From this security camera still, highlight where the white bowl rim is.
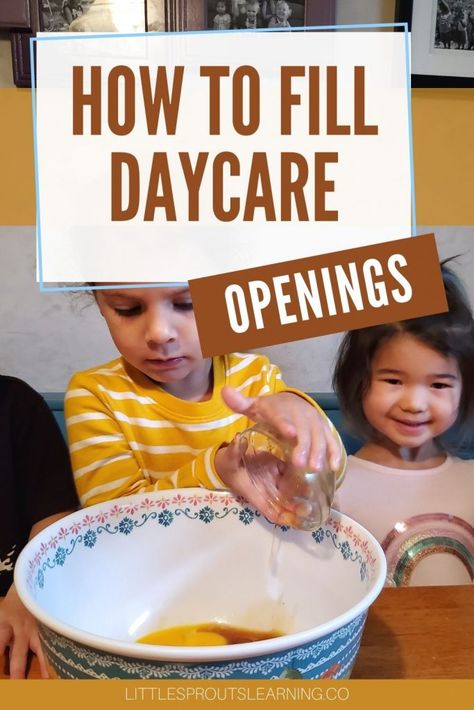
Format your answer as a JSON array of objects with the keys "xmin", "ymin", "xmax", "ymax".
[{"xmin": 15, "ymin": 489, "xmax": 387, "ymax": 663}]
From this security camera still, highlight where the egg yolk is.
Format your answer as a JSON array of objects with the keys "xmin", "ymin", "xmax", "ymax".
[{"xmin": 136, "ymin": 623, "xmax": 283, "ymax": 646}]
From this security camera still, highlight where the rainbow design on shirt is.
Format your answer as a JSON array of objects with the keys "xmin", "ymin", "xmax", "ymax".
[{"xmin": 381, "ymin": 513, "xmax": 474, "ymax": 587}]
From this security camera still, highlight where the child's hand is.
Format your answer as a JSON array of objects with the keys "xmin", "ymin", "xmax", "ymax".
[
  {"xmin": 0, "ymin": 583, "xmax": 49, "ymax": 679},
  {"xmin": 215, "ymin": 435, "xmax": 295, "ymax": 525},
  {"xmin": 215, "ymin": 387, "xmax": 343, "ymax": 523},
  {"xmin": 221, "ymin": 386, "xmax": 342, "ymax": 472}
]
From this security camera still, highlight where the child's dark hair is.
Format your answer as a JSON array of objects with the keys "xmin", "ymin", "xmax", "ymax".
[{"xmin": 332, "ymin": 261, "xmax": 474, "ymax": 447}]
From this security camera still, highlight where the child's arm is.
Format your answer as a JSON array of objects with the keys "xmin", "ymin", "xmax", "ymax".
[
  {"xmin": 66, "ymin": 377, "xmax": 231, "ymax": 507},
  {"xmin": 0, "ymin": 512, "xmax": 73, "ymax": 679},
  {"xmin": 66, "ymin": 357, "xmax": 345, "ymax": 513}
]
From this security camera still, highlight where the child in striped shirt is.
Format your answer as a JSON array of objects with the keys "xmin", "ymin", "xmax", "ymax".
[{"xmin": 66, "ymin": 285, "xmax": 345, "ymax": 518}]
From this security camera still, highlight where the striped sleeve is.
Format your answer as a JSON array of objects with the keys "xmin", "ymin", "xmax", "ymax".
[{"xmin": 65, "ymin": 375, "xmax": 227, "ymax": 507}]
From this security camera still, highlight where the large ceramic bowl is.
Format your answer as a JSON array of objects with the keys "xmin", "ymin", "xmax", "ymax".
[{"xmin": 15, "ymin": 489, "xmax": 386, "ymax": 679}]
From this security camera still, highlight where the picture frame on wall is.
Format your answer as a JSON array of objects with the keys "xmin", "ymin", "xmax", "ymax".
[
  {"xmin": 5, "ymin": 0, "xmax": 164, "ymax": 87},
  {"xmin": 205, "ymin": 1, "xmax": 304, "ymax": 31},
  {"xmin": 4, "ymin": 0, "xmax": 335, "ymax": 87},
  {"xmin": 185, "ymin": 0, "xmax": 334, "ymax": 31},
  {"xmin": 395, "ymin": 0, "xmax": 474, "ymax": 87},
  {"xmin": 160, "ymin": 0, "xmax": 334, "ymax": 32}
]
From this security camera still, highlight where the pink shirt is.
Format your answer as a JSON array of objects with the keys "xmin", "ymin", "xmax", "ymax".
[{"xmin": 335, "ymin": 455, "xmax": 474, "ymax": 587}]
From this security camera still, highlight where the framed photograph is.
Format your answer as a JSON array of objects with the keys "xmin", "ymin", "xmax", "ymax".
[
  {"xmin": 396, "ymin": 0, "xmax": 474, "ymax": 87},
  {"xmin": 6, "ymin": 0, "xmax": 164, "ymax": 87},
  {"xmin": 39, "ymin": 0, "xmax": 164, "ymax": 31},
  {"xmin": 6, "ymin": 0, "xmax": 334, "ymax": 87},
  {"xmin": 173, "ymin": 0, "xmax": 335, "ymax": 32},
  {"xmin": 202, "ymin": 1, "xmax": 332, "ymax": 31}
]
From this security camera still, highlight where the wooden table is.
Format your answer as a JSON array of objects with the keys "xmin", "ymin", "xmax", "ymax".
[
  {"xmin": 351, "ymin": 584, "xmax": 473, "ymax": 678},
  {"xmin": 1, "ymin": 585, "xmax": 473, "ymax": 679}
]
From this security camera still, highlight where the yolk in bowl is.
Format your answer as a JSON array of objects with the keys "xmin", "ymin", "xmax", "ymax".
[{"xmin": 136, "ymin": 623, "xmax": 283, "ymax": 646}]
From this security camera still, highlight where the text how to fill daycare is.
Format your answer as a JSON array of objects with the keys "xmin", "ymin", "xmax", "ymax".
[{"xmin": 71, "ymin": 64, "xmax": 378, "ymax": 224}]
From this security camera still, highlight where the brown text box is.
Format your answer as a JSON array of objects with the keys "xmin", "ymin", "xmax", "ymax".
[{"xmin": 189, "ymin": 234, "xmax": 447, "ymax": 357}]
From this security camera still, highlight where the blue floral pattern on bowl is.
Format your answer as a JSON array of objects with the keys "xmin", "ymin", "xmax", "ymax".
[{"xmin": 27, "ymin": 493, "xmax": 377, "ymax": 593}]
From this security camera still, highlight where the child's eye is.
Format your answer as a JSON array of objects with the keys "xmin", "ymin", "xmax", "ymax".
[
  {"xmin": 174, "ymin": 302, "xmax": 193, "ymax": 311},
  {"xmin": 383, "ymin": 378, "xmax": 401, "ymax": 386},
  {"xmin": 431, "ymin": 382, "xmax": 452, "ymax": 390},
  {"xmin": 114, "ymin": 306, "xmax": 141, "ymax": 317}
]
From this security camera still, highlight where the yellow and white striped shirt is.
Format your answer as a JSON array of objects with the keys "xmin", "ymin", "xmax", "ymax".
[{"xmin": 65, "ymin": 353, "xmax": 346, "ymax": 507}]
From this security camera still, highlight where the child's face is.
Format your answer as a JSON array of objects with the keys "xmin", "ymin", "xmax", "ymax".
[
  {"xmin": 216, "ymin": 1, "xmax": 226, "ymax": 14},
  {"xmin": 95, "ymin": 286, "xmax": 211, "ymax": 399},
  {"xmin": 276, "ymin": 3, "xmax": 290, "ymax": 20},
  {"xmin": 246, "ymin": 3, "xmax": 259, "ymax": 19},
  {"xmin": 362, "ymin": 333, "xmax": 461, "ymax": 453}
]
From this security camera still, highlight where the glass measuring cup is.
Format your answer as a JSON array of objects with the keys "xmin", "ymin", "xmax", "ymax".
[{"xmin": 239, "ymin": 423, "xmax": 335, "ymax": 531}]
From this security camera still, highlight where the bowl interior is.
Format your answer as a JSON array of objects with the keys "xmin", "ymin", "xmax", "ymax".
[{"xmin": 16, "ymin": 490, "xmax": 384, "ymax": 651}]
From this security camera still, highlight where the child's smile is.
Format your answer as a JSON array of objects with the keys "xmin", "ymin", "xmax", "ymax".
[{"xmin": 389, "ymin": 417, "xmax": 432, "ymax": 437}]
